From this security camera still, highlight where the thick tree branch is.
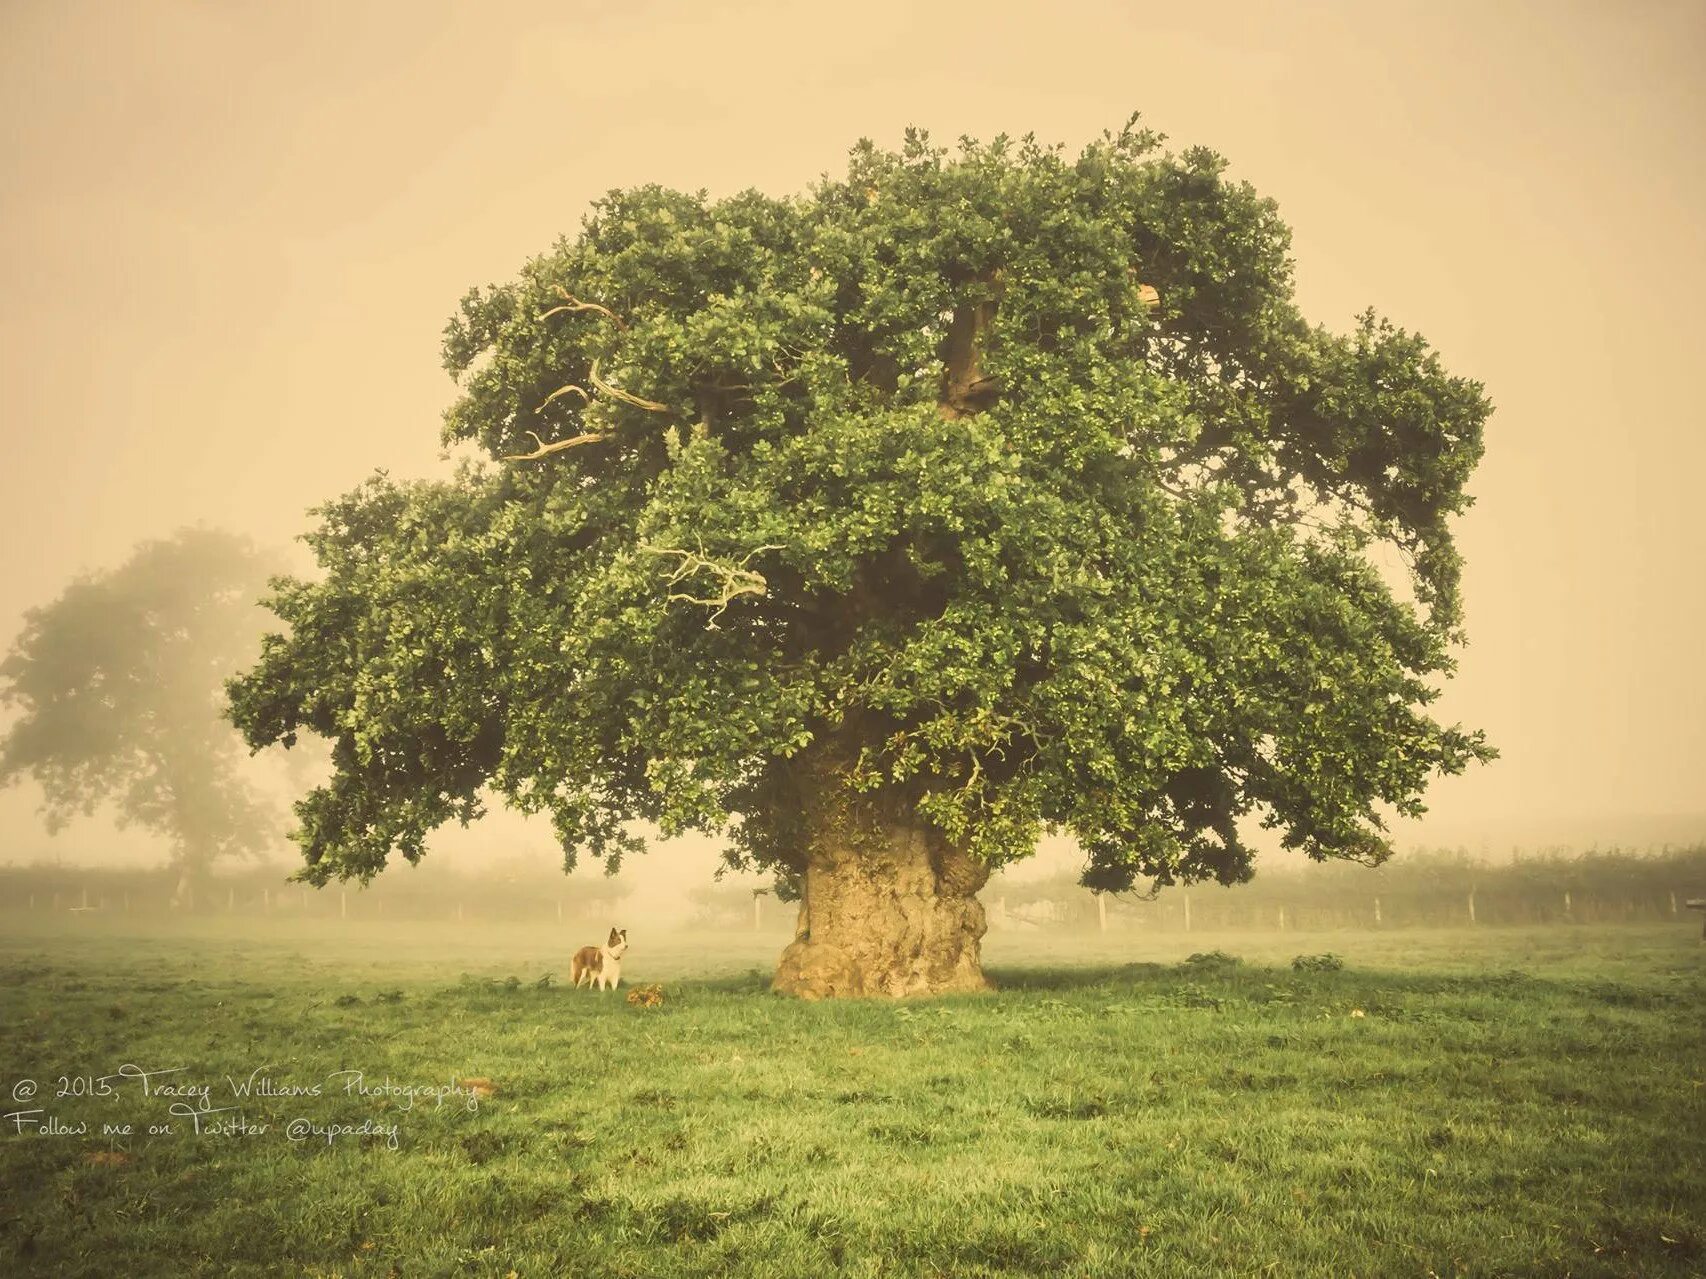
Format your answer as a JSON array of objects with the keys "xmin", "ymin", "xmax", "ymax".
[{"xmin": 938, "ymin": 267, "xmax": 1006, "ymax": 420}]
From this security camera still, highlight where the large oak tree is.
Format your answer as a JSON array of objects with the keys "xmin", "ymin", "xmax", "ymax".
[{"xmin": 228, "ymin": 122, "xmax": 1494, "ymax": 996}]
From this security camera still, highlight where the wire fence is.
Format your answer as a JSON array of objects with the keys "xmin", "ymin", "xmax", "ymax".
[
  {"xmin": 3, "ymin": 844, "xmax": 1702, "ymax": 933},
  {"xmin": 0, "ymin": 860, "xmax": 631, "ymax": 925}
]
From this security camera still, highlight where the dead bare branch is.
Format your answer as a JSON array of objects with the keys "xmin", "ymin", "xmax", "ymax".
[
  {"xmin": 638, "ymin": 543, "xmax": 784, "ymax": 629},
  {"xmin": 539, "ymin": 286, "xmax": 629, "ymax": 330},
  {"xmin": 502, "ymin": 430, "xmax": 611, "ymax": 461},
  {"xmin": 590, "ymin": 359, "xmax": 669, "ymax": 413},
  {"xmin": 538, "ymin": 384, "xmax": 591, "ymax": 412}
]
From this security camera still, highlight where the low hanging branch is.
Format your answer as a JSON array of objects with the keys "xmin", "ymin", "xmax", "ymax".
[
  {"xmin": 502, "ymin": 429, "xmax": 611, "ymax": 461},
  {"xmin": 639, "ymin": 543, "xmax": 784, "ymax": 629}
]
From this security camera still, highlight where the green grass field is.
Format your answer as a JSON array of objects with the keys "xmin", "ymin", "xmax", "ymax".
[{"xmin": 1, "ymin": 915, "xmax": 1702, "ymax": 1277}]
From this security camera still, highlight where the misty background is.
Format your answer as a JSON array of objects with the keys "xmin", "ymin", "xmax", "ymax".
[{"xmin": 2, "ymin": 0, "xmax": 1702, "ymax": 925}]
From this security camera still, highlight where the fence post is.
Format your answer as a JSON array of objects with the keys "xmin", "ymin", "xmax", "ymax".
[
  {"xmin": 1564, "ymin": 890, "xmax": 1572, "ymax": 921},
  {"xmin": 1374, "ymin": 896, "xmax": 1382, "ymax": 926},
  {"xmin": 1183, "ymin": 893, "xmax": 1191, "ymax": 933},
  {"xmin": 1467, "ymin": 888, "xmax": 1477, "ymax": 925},
  {"xmin": 340, "ymin": 890, "xmax": 347, "ymax": 920},
  {"xmin": 1278, "ymin": 905, "xmax": 1287, "ymax": 931}
]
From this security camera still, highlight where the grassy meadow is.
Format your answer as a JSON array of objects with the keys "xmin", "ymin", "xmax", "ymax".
[{"xmin": 0, "ymin": 913, "xmax": 1702, "ymax": 1277}]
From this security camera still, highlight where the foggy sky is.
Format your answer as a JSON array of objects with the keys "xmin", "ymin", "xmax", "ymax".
[{"xmin": 2, "ymin": 0, "xmax": 1703, "ymax": 885}]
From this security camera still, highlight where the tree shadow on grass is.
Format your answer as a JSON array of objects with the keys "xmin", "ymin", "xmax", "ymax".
[
  {"xmin": 985, "ymin": 961, "xmax": 1176, "ymax": 992},
  {"xmin": 668, "ymin": 968, "xmax": 776, "ymax": 996},
  {"xmin": 587, "ymin": 954, "xmax": 1694, "ymax": 1010},
  {"xmin": 989, "ymin": 949, "xmax": 1255, "ymax": 992},
  {"xmin": 984, "ymin": 956, "xmax": 1692, "ymax": 1011}
]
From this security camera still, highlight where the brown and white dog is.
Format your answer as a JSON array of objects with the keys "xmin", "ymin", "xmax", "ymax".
[{"xmin": 571, "ymin": 927, "xmax": 628, "ymax": 991}]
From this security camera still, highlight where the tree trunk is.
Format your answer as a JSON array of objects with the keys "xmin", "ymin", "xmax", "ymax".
[{"xmin": 771, "ymin": 805, "xmax": 993, "ymax": 1000}]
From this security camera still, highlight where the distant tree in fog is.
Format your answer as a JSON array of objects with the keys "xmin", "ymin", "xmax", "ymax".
[{"xmin": 0, "ymin": 528, "xmax": 284, "ymax": 908}]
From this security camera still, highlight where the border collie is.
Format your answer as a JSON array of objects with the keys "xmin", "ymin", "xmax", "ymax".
[{"xmin": 571, "ymin": 927, "xmax": 629, "ymax": 991}]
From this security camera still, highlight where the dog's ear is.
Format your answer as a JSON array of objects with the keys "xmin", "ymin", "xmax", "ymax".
[{"xmin": 608, "ymin": 927, "xmax": 620, "ymax": 946}]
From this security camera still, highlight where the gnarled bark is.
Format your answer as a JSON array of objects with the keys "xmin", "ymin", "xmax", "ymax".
[
  {"xmin": 771, "ymin": 823, "xmax": 992, "ymax": 998},
  {"xmin": 769, "ymin": 750, "xmax": 993, "ymax": 998}
]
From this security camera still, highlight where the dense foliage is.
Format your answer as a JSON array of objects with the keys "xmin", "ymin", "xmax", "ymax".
[
  {"xmin": 1, "ymin": 528, "xmax": 282, "ymax": 875},
  {"xmin": 230, "ymin": 120, "xmax": 1494, "ymax": 892}
]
